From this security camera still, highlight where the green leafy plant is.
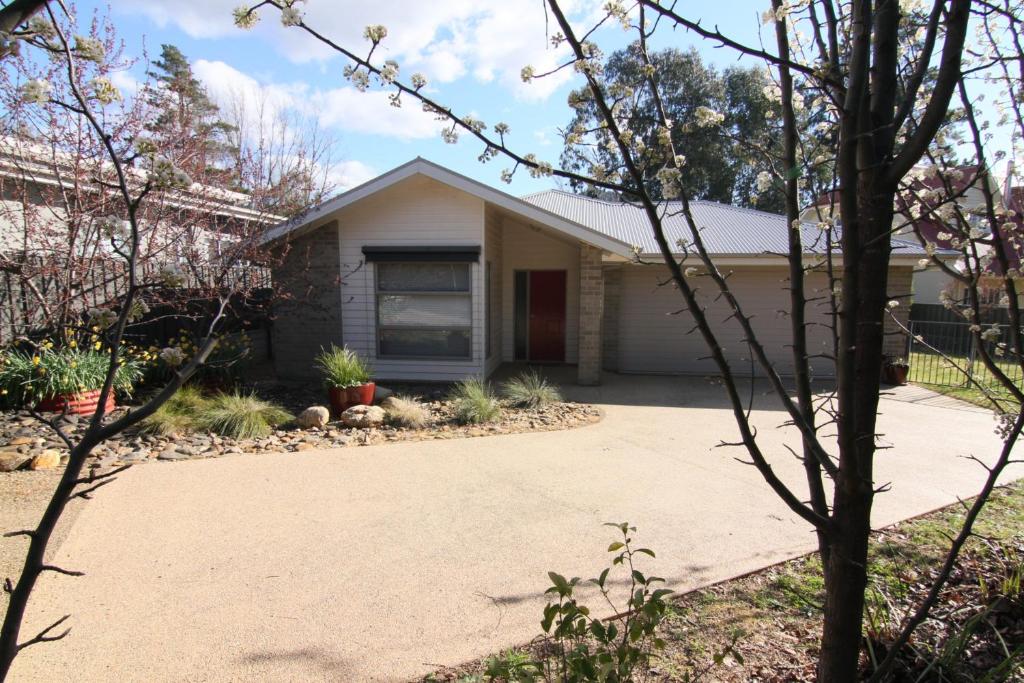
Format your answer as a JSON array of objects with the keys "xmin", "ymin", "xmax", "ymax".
[
  {"xmin": 501, "ymin": 370, "xmax": 563, "ymax": 409},
  {"xmin": 0, "ymin": 345, "xmax": 143, "ymax": 407},
  {"xmin": 315, "ymin": 344, "xmax": 372, "ymax": 389},
  {"xmin": 449, "ymin": 378, "xmax": 501, "ymax": 424},
  {"xmin": 139, "ymin": 386, "xmax": 210, "ymax": 436},
  {"xmin": 196, "ymin": 391, "xmax": 293, "ymax": 439},
  {"xmin": 384, "ymin": 395, "xmax": 431, "ymax": 428}
]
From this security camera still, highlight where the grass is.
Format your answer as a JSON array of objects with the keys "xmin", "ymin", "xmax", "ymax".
[
  {"xmin": 432, "ymin": 481, "xmax": 1024, "ymax": 682},
  {"xmin": 908, "ymin": 350, "xmax": 1023, "ymax": 410},
  {"xmin": 384, "ymin": 395, "xmax": 431, "ymax": 428},
  {"xmin": 449, "ymin": 378, "xmax": 502, "ymax": 424},
  {"xmin": 196, "ymin": 392, "xmax": 294, "ymax": 439},
  {"xmin": 500, "ymin": 370, "xmax": 562, "ymax": 409},
  {"xmin": 315, "ymin": 344, "xmax": 371, "ymax": 389},
  {"xmin": 139, "ymin": 386, "xmax": 211, "ymax": 436}
]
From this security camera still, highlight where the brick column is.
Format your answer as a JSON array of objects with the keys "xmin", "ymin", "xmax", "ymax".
[
  {"xmin": 578, "ymin": 245, "xmax": 604, "ymax": 385},
  {"xmin": 883, "ymin": 265, "xmax": 914, "ymax": 360}
]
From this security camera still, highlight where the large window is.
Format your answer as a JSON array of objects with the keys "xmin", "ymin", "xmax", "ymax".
[{"xmin": 376, "ymin": 262, "xmax": 472, "ymax": 359}]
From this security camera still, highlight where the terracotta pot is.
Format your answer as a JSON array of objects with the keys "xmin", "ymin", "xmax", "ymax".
[
  {"xmin": 327, "ymin": 386, "xmax": 350, "ymax": 417},
  {"xmin": 347, "ymin": 382, "xmax": 376, "ymax": 407},
  {"xmin": 883, "ymin": 364, "xmax": 909, "ymax": 386},
  {"xmin": 36, "ymin": 388, "xmax": 115, "ymax": 415}
]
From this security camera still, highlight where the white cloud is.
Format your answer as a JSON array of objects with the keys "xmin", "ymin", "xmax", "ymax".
[
  {"xmin": 329, "ymin": 160, "xmax": 378, "ymax": 190},
  {"xmin": 192, "ymin": 59, "xmax": 443, "ymax": 141},
  {"xmin": 119, "ymin": 0, "xmax": 601, "ymax": 102}
]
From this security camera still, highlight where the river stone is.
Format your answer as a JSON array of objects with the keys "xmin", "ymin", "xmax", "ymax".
[
  {"xmin": 0, "ymin": 450, "xmax": 30, "ymax": 472},
  {"xmin": 373, "ymin": 385, "xmax": 394, "ymax": 403},
  {"xmin": 341, "ymin": 404, "xmax": 386, "ymax": 429},
  {"xmin": 29, "ymin": 449, "xmax": 61, "ymax": 470},
  {"xmin": 295, "ymin": 406, "xmax": 330, "ymax": 429}
]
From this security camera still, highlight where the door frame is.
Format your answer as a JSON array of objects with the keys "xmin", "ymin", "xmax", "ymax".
[{"xmin": 513, "ymin": 269, "xmax": 568, "ymax": 363}]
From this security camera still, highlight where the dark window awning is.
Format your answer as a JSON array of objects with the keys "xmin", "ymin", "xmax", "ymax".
[{"xmin": 361, "ymin": 246, "xmax": 481, "ymax": 263}]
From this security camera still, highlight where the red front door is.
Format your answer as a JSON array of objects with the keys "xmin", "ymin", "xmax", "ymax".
[{"xmin": 528, "ymin": 270, "xmax": 567, "ymax": 362}]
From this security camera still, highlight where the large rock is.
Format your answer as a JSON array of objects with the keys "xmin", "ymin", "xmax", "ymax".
[
  {"xmin": 0, "ymin": 450, "xmax": 31, "ymax": 472},
  {"xmin": 379, "ymin": 396, "xmax": 401, "ymax": 411},
  {"xmin": 373, "ymin": 386, "xmax": 394, "ymax": 403},
  {"xmin": 341, "ymin": 404, "xmax": 386, "ymax": 429},
  {"xmin": 29, "ymin": 449, "xmax": 61, "ymax": 470},
  {"xmin": 295, "ymin": 406, "xmax": 330, "ymax": 429}
]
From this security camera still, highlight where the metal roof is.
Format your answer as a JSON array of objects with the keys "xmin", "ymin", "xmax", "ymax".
[{"xmin": 521, "ymin": 190, "xmax": 934, "ymax": 258}]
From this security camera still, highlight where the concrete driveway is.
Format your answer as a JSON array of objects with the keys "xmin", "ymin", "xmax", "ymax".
[{"xmin": 9, "ymin": 374, "xmax": 1020, "ymax": 682}]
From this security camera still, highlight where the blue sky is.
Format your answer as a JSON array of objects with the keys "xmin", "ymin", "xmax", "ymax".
[{"xmin": 73, "ymin": 0, "xmax": 773, "ymax": 198}]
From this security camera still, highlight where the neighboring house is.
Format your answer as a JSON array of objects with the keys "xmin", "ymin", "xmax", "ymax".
[
  {"xmin": 265, "ymin": 158, "xmax": 929, "ymax": 385},
  {"xmin": 800, "ymin": 165, "xmax": 1014, "ymax": 308}
]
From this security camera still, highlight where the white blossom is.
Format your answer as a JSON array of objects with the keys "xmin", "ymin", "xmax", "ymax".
[
  {"xmin": 88, "ymin": 307, "xmax": 118, "ymax": 329},
  {"xmin": 380, "ymin": 60, "xmax": 399, "ymax": 83},
  {"xmin": 157, "ymin": 263, "xmax": 187, "ymax": 288},
  {"xmin": 494, "ymin": 122, "xmax": 510, "ymax": 136},
  {"xmin": 755, "ymin": 171, "xmax": 773, "ymax": 193},
  {"xmin": 411, "ymin": 73, "xmax": 427, "ymax": 90},
  {"xmin": 887, "ymin": 299, "xmax": 900, "ymax": 309},
  {"xmin": 441, "ymin": 128, "xmax": 459, "ymax": 144},
  {"xmin": 97, "ymin": 215, "xmax": 131, "ymax": 243},
  {"xmin": 160, "ymin": 346, "xmax": 187, "ymax": 367},
  {"xmin": 90, "ymin": 77, "xmax": 121, "ymax": 105},
  {"xmin": 20, "ymin": 79, "xmax": 50, "ymax": 105},
  {"xmin": 363, "ymin": 24, "xmax": 387, "ymax": 43},
  {"xmin": 126, "ymin": 300, "xmax": 150, "ymax": 323},
  {"xmin": 981, "ymin": 325, "xmax": 1001, "ymax": 343},
  {"xmin": 150, "ymin": 157, "xmax": 191, "ymax": 189},
  {"xmin": 657, "ymin": 167, "xmax": 682, "ymax": 199},
  {"xmin": 74, "ymin": 36, "xmax": 105, "ymax": 63},
  {"xmin": 500, "ymin": 169, "xmax": 514, "ymax": 184},
  {"xmin": 232, "ymin": 6, "xmax": 260, "ymax": 29},
  {"xmin": 520, "ymin": 65, "xmax": 536, "ymax": 82},
  {"xmin": 280, "ymin": 6, "xmax": 304, "ymax": 26},
  {"xmin": 694, "ymin": 105, "xmax": 725, "ymax": 128},
  {"xmin": 26, "ymin": 16, "xmax": 55, "ymax": 39}
]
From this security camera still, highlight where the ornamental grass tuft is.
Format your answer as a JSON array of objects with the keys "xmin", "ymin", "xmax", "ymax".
[
  {"xmin": 314, "ymin": 344, "xmax": 372, "ymax": 389},
  {"xmin": 501, "ymin": 370, "xmax": 562, "ymax": 409},
  {"xmin": 196, "ymin": 391, "xmax": 293, "ymax": 439},
  {"xmin": 139, "ymin": 386, "xmax": 210, "ymax": 436},
  {"xmin": 449, "ymin": 378, "xmax": 502, "ymax": 424},
  {"xmin": 383, "ymin": 395, "xmax": 431, "ymax": 429}
]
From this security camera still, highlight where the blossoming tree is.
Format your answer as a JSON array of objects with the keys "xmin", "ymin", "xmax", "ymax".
[
  {"xmin": 0, "ymin": 4, "xmax": 328, "ymax": 677},
  {"xmin": 228, "ymin": 0, "xmax": 1022, "ymax": 680}
]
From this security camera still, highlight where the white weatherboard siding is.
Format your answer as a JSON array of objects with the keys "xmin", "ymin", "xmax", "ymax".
[
  {"xmin": 336, "ymin": 175, "xmax": 486, "ymax": 382},
  {"xmin": 500, "ymin": 216, "xmax": 581, "ymax": 364},
  {"xmin": 484, "ymin": 207, "xmax": 504, "ymax": 376},
  {"xmin": 616, "ymin": 265, "xmax": 836, "ymax": 377}
]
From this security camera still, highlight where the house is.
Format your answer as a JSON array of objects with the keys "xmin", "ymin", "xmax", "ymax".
[{"xmin": 264, "ymin": 158, "xmax": 929, "ymax": 385}]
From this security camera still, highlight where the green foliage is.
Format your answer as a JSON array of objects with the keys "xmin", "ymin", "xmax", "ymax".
[
  {"xmin": 139, "ymin": 386, "xmax": 210, "ymax": 436},
  {"xmin": 449, "ymin": 378, "xmax": 501, "ymax": 424},
  {"xmin": 0, "ymin": 345, "xmax": 143, "ymax": 406},
  {"xmin": 195, "ymin": 391, "xmax": 293, "ymax": 439},
  {"xmin": 315, "ymin": 345, "xmax": 372, "ymax": 389},
  {"xmin": 501, "ymin": 370, "xmax": 562, "ymax": 409},
  {"xmin": 560, "ymin": 43, "xmax": 797, "ymax": 211},
  {"xmin": 384, "ymin": 395, "xmax": 431, "ymax": 429}
]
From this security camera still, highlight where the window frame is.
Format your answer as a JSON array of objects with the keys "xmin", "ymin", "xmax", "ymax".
[{"xmin": 374, "ymin": 261, "xmax": 474, "ymax": 361}]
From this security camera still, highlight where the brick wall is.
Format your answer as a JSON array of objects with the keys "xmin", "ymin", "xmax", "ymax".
[
  {"xmin": 602, "ymin": 266, "xmax": 621, "ymax": 371},
  {"xmin": 884, "ymin": 265, "xmax": 914, "ymax": 360},
  {"xmin": 578, "ymin": 245, "xmax": 604, "ymax": 385},
  {"xmin": 270, "ymin": 222, "xmax": 345, "ymax": 379}
]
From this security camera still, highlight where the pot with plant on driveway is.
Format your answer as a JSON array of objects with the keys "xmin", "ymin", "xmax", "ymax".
[{"xmin": 314, "ymin": 345, "xmax": 375, "ymax": 417}]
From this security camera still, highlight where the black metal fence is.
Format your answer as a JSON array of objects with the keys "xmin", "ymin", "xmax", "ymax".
[{"xmin": 907, "ymin": 319, "xmax": 1023, "ymax": 393}]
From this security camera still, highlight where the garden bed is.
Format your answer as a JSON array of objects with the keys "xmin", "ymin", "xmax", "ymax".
[{"xmin": 0, "ymin": 381, "xmax": 601, "ymax": 472}]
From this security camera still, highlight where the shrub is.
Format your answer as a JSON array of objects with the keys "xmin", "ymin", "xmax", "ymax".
[
  {"xmin": 139, "ymin": 386, "xmax": 210, "ymax": 436},
  {"xmin": 449, "ymin": 378, "xmax": 501, "ymax": 424},
  {"xmin": 315, "ymin": 344, "xmax": 372, "ymax": 388},
  {"xmin": 501, "ymin": 370, "xmax": 562, "ymax": 409},
  {"xmin": 196, "ymin": 391, "xmax": 293, "ymax": 439},
  {"xmin": 0, "ymin": 345, "xmax": 143, "ymax": 406},
  {"xmin": 384, "ymin": 395, "xmax": 430, "ymax": 429}
]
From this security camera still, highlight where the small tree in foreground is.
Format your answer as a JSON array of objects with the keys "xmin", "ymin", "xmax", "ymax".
[
  {"xmin": 0, "ymin": 3, "xmax": 314, "ymax": 678},
  {"xmin": 229, "ymin": 1, "xmax": 1023, "ymax": 681}
]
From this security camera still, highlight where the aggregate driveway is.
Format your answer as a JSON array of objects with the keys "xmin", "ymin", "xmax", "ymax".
[{"xmin": 9, "ymin": 375, "xmax": 1021, "ymax": 682}]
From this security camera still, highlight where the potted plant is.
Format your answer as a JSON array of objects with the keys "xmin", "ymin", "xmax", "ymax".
[
  {"xmin": 0, "ymin": 345, "xmax": 143, "ymax": 415},
  {"xmin": 314, "ymin": 345, "xmax": 374, "ymax": 416},
  {"xmin": 882, "ymin": 356, "xmax": 910, "ymax": 386}
]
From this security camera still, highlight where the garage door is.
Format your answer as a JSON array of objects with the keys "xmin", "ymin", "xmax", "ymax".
[{"xmin": 616, "ymin": 265, "xmax": 835, "ymax": 377}]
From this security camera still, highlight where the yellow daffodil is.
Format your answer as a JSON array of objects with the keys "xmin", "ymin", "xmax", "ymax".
[
  {"xmin": 93, "ymin": 341, "xmax": 102, "ymax": 350},
  {"xmin": 69, "ymin": 340, "xmax": 77, "ymax": 348},
  {"xmin": 32, "ymin": 355, "xmax": 40, "ymax": 365}
]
